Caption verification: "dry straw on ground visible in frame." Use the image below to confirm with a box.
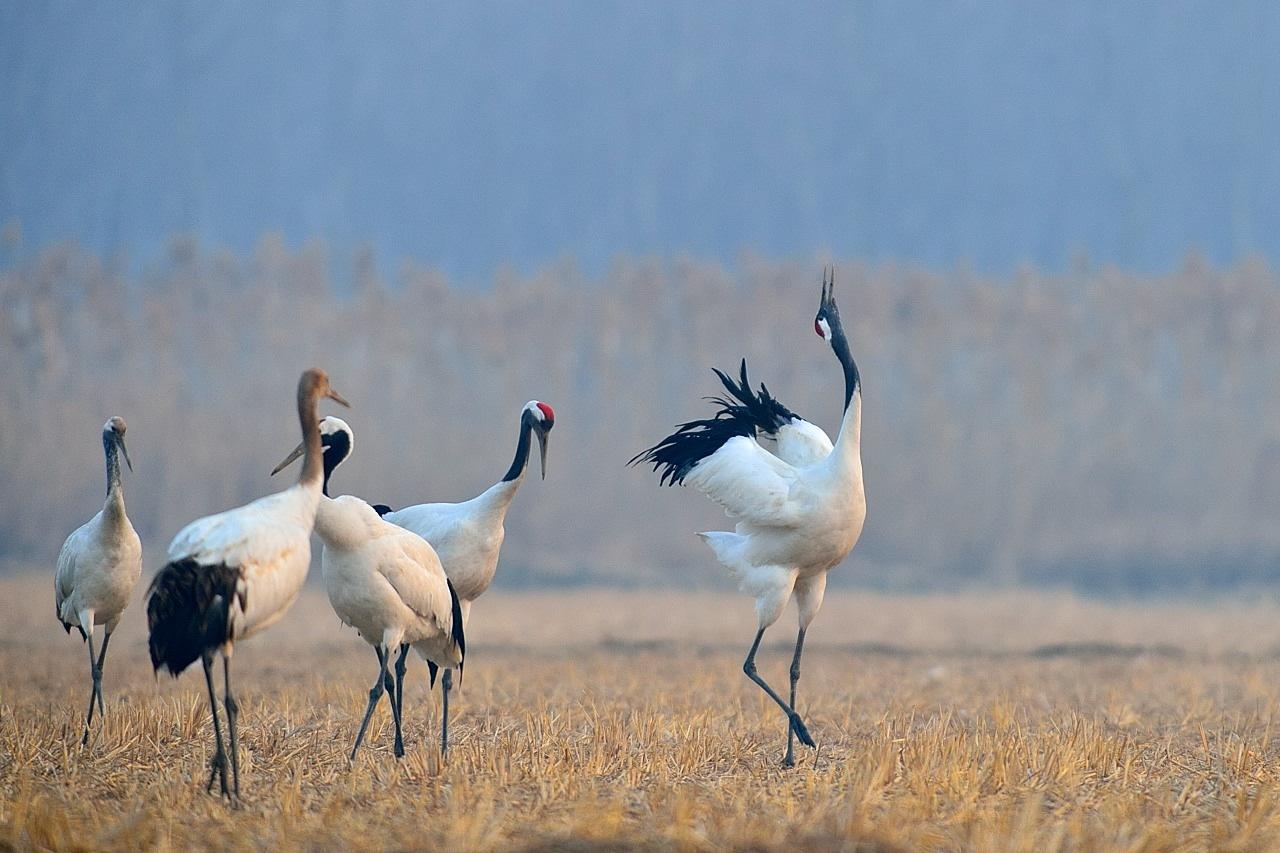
[5,574,1280,850]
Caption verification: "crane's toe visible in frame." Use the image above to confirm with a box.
[206,752,230,797]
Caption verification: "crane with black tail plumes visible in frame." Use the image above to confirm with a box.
[630,267,866,767]
[270,416,465,760]
[145,369,349,804]
[55,416,142,746]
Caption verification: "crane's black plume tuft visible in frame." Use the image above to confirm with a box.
[705,359,801,437]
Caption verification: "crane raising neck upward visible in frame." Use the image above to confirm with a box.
[816,270,862,459]
[830,323,860,413]
[816,270,860,413]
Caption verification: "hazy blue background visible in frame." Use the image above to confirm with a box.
[3,1,1279,278]
[4,2,1280,594]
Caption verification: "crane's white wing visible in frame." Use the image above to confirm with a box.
[382,501,470,545]
[772,418,833,469]
[373,525,454,633]
[683,435,802,528]
[167,488,312,570]
[54,524,86,622]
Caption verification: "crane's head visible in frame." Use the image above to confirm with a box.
[522,401,555,479]
[814,265,861,407]
[101,415,132,472]
[272,416,353,495]
[814,265,844,345]
[298,368,351,409]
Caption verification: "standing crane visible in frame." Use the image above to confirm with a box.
[55,416,142,746]
[631,268,866,767]
[146,369,348,803]
[270,416,465,759]
[367,400,554,748]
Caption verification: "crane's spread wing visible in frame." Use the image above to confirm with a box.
[708,360,798,430]
[631,360,817,525]
[706,359,833,468]
[672,358,833,467]
[773,418,833,468]
[681,435,802,527]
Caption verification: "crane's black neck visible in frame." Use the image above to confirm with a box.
[502,412,535,483]
[321,430,351,497]
[829,324,860,411]
[103,432,122,499]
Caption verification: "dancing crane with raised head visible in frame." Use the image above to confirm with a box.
[373,400,554,720]
[631,268,866,767]
[270,416,465,759]
[146,369,348,803]
[55,416,142,745]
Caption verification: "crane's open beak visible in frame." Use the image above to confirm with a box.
[536,424,551,480]
[271,442,304,476]
[117,434,133,472]
[327,388,351,408]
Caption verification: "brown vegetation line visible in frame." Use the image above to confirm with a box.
[6,247,1280,590]
[5,575,1280,850]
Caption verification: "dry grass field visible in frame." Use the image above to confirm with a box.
[6,574,1280,850]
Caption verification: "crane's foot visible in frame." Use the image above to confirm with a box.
[206,751,230,799]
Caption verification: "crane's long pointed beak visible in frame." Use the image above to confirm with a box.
[271,442,305,476]
[118,435,133,472]
[327,389,351,408]
[536,428,549,480]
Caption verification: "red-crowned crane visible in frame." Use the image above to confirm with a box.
[270,416,465,759]
[631,268,866,767]
[54,416,142,746]
[346,401,553,750]
[146,369,349,803]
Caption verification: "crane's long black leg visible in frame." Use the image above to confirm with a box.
[382,665,398,756]
[385,654,405,760]
[223,655,242,804]
[743,628,814,749]
[81,630,100,746]
[440,668,453,757]
[351,646,388,760]
[202,653,230,799]
[395,644,409,727]
[94,630,111,716]
[783,626,807,768]
[391,644,409,758]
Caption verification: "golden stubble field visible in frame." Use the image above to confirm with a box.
[6,574,1280,851]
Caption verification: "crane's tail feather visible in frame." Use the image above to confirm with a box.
[146,559,241,676]
[698,531,751,577]
[59,619,86,640]
[447,579,465,685]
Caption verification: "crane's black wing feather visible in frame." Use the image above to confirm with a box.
[630,359,800,486]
